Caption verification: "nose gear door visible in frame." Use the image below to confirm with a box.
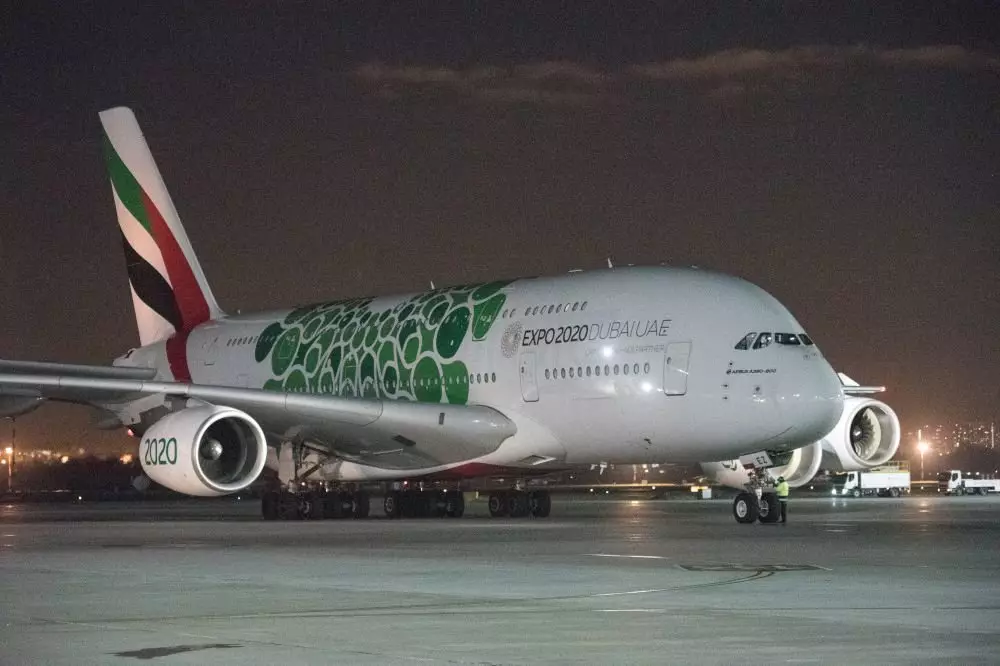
[663,341,691,396]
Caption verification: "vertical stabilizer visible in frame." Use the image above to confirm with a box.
[99,107,223,346]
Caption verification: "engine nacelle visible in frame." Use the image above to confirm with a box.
[139,405,267,497]
[701,441,824,490]
[819,397,900,472]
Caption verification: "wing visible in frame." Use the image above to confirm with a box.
[0,362,516,471]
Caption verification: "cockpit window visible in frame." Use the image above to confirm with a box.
[752,332,772,350]
[799,334,814,346]
[774,333,801,346]
[734,332,757,350]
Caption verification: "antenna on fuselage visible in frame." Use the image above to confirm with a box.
[429,280,436,289]
[606,257,614,269]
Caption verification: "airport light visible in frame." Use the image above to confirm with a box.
[917,441,931,480]
[4,446,11,493]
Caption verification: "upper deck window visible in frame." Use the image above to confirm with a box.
[774,333,801,346]
[734,332,757,350]
[752,332,772,350]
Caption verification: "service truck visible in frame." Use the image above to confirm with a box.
[832,463,911,498]
[938,470,1000,496]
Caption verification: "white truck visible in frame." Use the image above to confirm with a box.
[832,464,911,498]
[938,470,1000,496]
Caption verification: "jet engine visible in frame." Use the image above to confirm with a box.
[819,397,900,472]
[138,405,268,496]
[0,395,43,418]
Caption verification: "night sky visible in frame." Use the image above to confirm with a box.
[2,4,998,453]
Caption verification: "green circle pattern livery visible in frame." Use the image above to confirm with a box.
[254,281,511,405]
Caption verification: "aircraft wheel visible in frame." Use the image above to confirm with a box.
[488,492,508,517]
[733,492,758,524]
[507,491,530,518]
[261,490,279,520]
[352,492,370,519]
[445,492,465,518]
[299,492,322,520]
[277,491,300,520]
[758,493,780,523]
[529,490,551,518]
[384,492,402,519]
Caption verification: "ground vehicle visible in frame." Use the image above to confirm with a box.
[938,470,1000,496]
[832,463,910,497]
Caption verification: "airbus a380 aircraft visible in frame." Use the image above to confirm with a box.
[0,107,901,523]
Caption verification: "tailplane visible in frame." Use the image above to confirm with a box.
[99,107,223,346]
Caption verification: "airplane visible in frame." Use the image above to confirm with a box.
[0,107,900,523]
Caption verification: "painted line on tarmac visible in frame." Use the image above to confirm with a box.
[594,609,666,613]
[587,553,669,560]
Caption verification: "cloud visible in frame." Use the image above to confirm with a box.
[353,47,1000,105]
[629,45,1000,82]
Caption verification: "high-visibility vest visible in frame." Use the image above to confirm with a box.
[776,481,790,498]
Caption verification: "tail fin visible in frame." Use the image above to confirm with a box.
[99,107,223,346]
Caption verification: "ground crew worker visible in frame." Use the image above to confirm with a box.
[775,476,790,523]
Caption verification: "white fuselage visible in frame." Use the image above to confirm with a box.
[124,267,845,480]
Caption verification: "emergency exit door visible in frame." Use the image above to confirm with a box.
[663,341,692,396]
[519,352,539,402]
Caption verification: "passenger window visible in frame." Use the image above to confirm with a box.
[560,368,566,379]
[799,334,814,346]
[572,302,579,312]
[633,363,640,375]
[577,366,582,378]
[604,364,610,376]
[643,362,650,374]
[556,304,563,314]
[623,364,629,375]
[476,373,481,383]
[545,369,550,379]
[614,365,619,375]
[734,332,757,350]
[581,301,588,311]
[753,333,772,350]
[491,372,496,382]
[595,365,600,377]
[569,367,575,378]
[510,309,517,317]
[502,309,508,318]
[586,366,591,377]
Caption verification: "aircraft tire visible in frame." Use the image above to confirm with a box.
[529,491,551,518]
[758,493,780,523]
[261,490,279,520]
[299,492,322,520]
[384,492,402,519]
[488,492,508,517]
[507,491,530,518]
[445,492,465,518]
[352,492,370,519]
[733,492,758,524]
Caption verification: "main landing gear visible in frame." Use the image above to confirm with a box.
[262,487,371,521]
[486,490,551,518]
[732,491,781,524]
[383,489,466,519]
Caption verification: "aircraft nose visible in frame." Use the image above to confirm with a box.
[776,358,843,443]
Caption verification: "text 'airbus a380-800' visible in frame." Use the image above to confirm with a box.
[0,108,901,523]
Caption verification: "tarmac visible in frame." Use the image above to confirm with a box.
[2,494,999,665]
